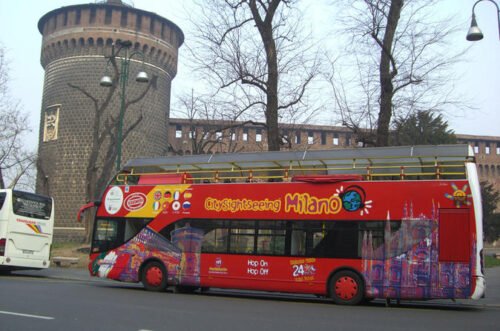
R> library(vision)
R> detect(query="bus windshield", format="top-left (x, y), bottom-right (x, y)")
top-left (91, 218), bottom-right (152, 253)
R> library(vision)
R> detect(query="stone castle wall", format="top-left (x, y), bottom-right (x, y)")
top-left (36, 1), bottom-right (183, 242)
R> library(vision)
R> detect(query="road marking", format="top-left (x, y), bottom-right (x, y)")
top-left (0, 310), bottom-right (54, 320)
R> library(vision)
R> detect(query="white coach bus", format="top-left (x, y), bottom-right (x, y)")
top-left (0, 189), bottom-right (54, 271)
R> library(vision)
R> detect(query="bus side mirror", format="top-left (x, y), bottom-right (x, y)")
top-left (77, 201), bottom-right (99, 222)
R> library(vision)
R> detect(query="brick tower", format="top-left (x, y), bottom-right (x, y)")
top-left (36, 0), bottom-right (183, 241)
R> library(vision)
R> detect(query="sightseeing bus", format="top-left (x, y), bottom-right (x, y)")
top-left (80, 145), bottom-right (485, 305)
top-left (0, 189), bottom-right (54, 271)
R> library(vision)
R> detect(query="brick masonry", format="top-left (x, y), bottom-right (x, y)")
top-left (36, 1), bottom-right (183, 242)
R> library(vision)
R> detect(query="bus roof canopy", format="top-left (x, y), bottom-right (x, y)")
top-left (121, 145), bottom-right (473, 182)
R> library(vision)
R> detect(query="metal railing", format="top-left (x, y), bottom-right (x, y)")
top-left (116, 145), bottom-right (472, 184)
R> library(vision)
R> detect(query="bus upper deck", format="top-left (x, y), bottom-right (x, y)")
top-left (117, 144), bottom-right (474, 184)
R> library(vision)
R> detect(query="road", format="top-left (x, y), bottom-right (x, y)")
top-left (0, 267), bottom-right (499, 331)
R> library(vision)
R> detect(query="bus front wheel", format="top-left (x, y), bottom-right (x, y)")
top-left (141, 261), bottom-right (168, 292)
top-left (329, 270), bottom-right (364, 305)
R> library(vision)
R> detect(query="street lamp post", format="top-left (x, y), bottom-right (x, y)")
top-left (466, 0), bottom-right (500, 41)
top-left (100, 40), bottom-right (149, 171)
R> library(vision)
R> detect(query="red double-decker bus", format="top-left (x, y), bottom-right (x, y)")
top-left (80, 145), bottom-right (485, 305)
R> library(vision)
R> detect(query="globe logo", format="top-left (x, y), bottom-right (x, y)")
top-left (342, 190), bottom-right (363, 212)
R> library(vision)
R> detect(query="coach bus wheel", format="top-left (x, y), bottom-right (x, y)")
top-left (141, 261), bottom-right (168, 292)
top-left (329, 270), bottom-right (364, 305)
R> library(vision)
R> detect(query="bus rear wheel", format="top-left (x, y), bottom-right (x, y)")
top-left (329, 270), bottom-right (364, 305)
top-left (141, 261), bottom-right (168, 292)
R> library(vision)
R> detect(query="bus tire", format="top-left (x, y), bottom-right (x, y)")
top-left (141, 261), bottom-right (168, 292)
top-left (329, 270), bottom-right (364, 305)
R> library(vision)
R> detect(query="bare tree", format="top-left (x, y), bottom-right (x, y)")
top-left (186, 0), bottom-right (320, 151)
top-left (68, 56), bottom-right (155, 242)
top-left (0, 45), bottom-right (36, 190)
top-left (327, 0), bottom-right (467, 146)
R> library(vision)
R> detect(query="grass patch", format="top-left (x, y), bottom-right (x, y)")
top-left (485, 255), bottom-right (500, 268)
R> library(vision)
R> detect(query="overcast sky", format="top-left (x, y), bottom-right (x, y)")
top-left (0, 0), bottom-right (498, 151)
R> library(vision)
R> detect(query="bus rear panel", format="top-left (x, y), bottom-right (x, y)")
top-left (0, 190), bottom-right (54, 271)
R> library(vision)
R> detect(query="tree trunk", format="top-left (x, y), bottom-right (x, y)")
top-left (0, 168), bottom-right (4, 189)
top-left (249, 0), bottom-right (282, 151)
top-left (376, 0), bottom-right (403, 147)
top-left (264, 36), bottom-right (280, 151)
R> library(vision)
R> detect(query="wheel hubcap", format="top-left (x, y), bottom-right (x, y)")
top-left (146, 266), bottom-right (163, 287)
top-left (335, 276), bottom-right (358, 300)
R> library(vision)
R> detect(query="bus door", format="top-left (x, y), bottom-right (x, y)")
top-left (438, 209), bottom-right (471, 263)
top-left (438, 208), bottom-right (473, 296)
